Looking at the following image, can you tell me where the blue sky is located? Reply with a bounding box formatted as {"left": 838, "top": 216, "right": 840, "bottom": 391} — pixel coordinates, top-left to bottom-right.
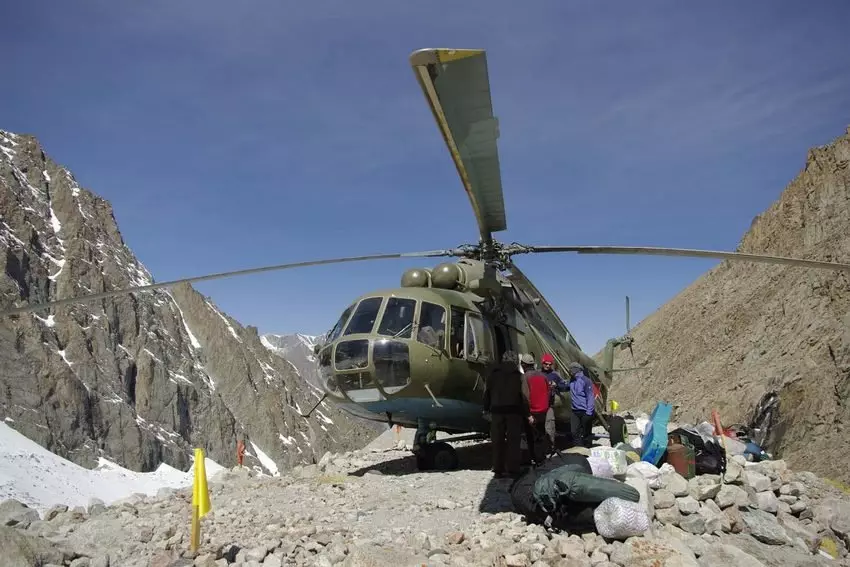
{"left": 2, "top": 1, "right": 849, "bottom": 355}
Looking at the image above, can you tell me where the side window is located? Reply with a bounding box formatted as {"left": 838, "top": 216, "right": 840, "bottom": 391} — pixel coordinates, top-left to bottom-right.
{"left": 377, "top": 297, "right": 416, "bottom": 338}
{"left": 465, "top": 313, "right": 494, "bottom": 363}
{"left": 327, "top": 304, "right": 354, "bottom": 342}
{"left": 343, "top": 297, "right": 383, "bottom": 335}
{"left": 449, "top": 307, "right": 465, "bottom": 358}
{"left": 416, "top": 301, "right": 446, "bottom": 350}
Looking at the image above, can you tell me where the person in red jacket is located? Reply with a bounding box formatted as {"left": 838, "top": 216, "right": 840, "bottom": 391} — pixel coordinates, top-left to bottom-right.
{"left": 521, "top": 354, "right": 552, "bottom": 464}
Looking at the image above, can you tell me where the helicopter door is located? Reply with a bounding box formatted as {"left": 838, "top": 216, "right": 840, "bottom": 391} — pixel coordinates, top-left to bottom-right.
{"left": 464, "top": 312, "right": 495, "bottom": 364}
{"left": 493, "top": 325, "right": 510, "bottom": 360}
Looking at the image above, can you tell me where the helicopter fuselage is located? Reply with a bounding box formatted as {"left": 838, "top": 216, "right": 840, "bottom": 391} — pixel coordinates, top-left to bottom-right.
{"left": 312, "top": 258, "right": 612, "bottom": 436}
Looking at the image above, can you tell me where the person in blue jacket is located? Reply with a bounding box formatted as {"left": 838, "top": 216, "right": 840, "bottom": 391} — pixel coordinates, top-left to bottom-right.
{"left": 540, "top": 353, "right": 569, "bottom": 454}
{"left": 567, "top": 362, "right": 595, "bottom": 448}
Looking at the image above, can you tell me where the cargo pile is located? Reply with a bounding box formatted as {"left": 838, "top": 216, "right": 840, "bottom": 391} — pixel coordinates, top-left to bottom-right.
{"left": 508, "top": 403, "right": 850, "bottom": 565}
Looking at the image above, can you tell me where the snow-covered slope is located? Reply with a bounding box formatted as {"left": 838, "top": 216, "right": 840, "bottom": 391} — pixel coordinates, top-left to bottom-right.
{"left": 0, "top": 421, "right": 224, "bottom": 515}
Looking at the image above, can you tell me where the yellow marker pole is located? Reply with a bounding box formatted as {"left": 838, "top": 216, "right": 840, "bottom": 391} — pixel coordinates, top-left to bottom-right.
{"left": 191, "top": 448, "right": 211, "bottom": 552}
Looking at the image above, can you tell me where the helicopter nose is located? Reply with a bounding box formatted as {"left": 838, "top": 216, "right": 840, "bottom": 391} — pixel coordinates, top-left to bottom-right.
{"left": 317, "top": 337, "right": 412, "bottom": 403}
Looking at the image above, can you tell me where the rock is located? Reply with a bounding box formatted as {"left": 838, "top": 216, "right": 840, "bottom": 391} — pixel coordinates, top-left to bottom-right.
{"left": 739, "top": 510, "right": 790, "bottom": 545}
{"left": 776, "top": 513, "right": 819, "bottom": 553}
{"left": 662, "top": 472, "right": 690, "bottom": 497}
{"left": 608, "top": 536, "right": 699, "bottom": 566}
{"left": 0, "top": 500, "right": 40, "bottom": 527}
{"left": 714, "top": 484, "right": 748, "bottom": 509}
{"left": 504, "top": 553, "right": 530, "bottom": 567}
{"left": 44, "top": 505, "right": 68, "bottom": 521}
{"left": 688, "top": 476, "right": 721, "bottom": 501}
{"left": 743, "top": 472, "right": 772, "bottom": 493}
{"left": 653, "top": 489, "right": 676, "bottom": 510}
{"left": 701, "top": 500, "right": 729, "bottom": 531}
{"left": 723, "top": 461, "right": 743, "bottom": 484}
{"left": 723, "top": 506, "right": 744, "bottom": 534}
{"left": 813, "top": 500, "right": 850, "bottom": 540}
{"left": 755, "top": 491, "right": 779, "bottom": 514}
{"left": 697, "top": 544, "right": 766, "bottom": 566}
{"left": 680, "top": 514, "right": 707, "bottom": 535}
{"left": 677, "top": 496, "right": 700, "bottom": 515}
{"left": 656, "top": 506, "right": 683, "bottom": 526}
{"left": 0, "top": 526, "right": 74, "bottom": 566}
{"left": 790, "top": 500, "right": 808, "bottom": 515}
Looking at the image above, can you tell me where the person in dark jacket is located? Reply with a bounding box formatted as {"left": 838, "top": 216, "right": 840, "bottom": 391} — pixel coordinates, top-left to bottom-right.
{"left": 483, "top": 351, "right": 533, "bottom": 478}
{"left": 568, "top": 362, "right": 595, "bottom": 448}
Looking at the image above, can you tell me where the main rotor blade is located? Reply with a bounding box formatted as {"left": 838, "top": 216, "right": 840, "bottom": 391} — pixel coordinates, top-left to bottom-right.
{"left": 525, "top": 245, "right": 850, "bottom": 272}
{"left": 409, "top": 48, "right": 507, "bottom": 241}
{"left": 0, "top": 249, "right": 459, "bottom": 317}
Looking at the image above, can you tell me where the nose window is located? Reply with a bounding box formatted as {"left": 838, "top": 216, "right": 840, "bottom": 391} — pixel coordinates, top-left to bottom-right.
{"left": 373, "top": 339, "right": 411, "bottom": 390}
{"left": 334, "top": 339, "right": 369, "bottom": 370}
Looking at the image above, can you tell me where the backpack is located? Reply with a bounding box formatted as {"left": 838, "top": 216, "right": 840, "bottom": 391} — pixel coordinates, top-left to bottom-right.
{"left": 668, "top": 427, "right": 726, "bottom": 476}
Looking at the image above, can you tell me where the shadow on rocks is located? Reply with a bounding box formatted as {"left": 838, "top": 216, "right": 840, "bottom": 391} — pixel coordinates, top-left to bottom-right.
{"left": 478, "top": 475, "right": 518, "bottom": 514}
{"left": 347, "top": 443, "right": 495, "bottom": 477}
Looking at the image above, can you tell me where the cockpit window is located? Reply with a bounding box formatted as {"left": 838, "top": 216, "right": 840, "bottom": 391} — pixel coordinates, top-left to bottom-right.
{"left": 417, "top": 301, "right": 446, "bottom": 349}
{"left": 377, "top": 297, "right": 416, "bottom": 339}
{"left": 327, "top": 303, "right": 354, "bottom": 342}
{"left": 343, "top": 297, "right": 383, "bottom": 335}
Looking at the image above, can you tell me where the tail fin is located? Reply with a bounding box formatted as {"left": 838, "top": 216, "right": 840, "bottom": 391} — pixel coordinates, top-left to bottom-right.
{"left": 600, "top": 296, "right": 639, "bottom": 374}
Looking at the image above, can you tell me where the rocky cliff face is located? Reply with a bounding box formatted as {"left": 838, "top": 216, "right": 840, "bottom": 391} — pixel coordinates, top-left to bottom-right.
{"left": 0, "top": 129, "right": 378, "bottom": 475}
{"left": 602, "top": 126, "right": 850, "bottom": 483}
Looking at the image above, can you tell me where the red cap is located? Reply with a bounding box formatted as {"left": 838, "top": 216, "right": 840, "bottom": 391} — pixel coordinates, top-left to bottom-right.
{"left": 541, "top": 353, "right": 554, "bottom": 364}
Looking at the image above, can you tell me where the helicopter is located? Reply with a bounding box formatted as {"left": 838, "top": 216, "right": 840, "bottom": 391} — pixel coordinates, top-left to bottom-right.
{"left": 4, "top": 47, "right": 850, "bottom": 472}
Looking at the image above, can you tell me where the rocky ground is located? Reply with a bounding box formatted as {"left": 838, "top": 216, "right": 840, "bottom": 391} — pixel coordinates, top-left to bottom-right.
{"left": 2, "top": 415, "right": 850, "bottom": 567}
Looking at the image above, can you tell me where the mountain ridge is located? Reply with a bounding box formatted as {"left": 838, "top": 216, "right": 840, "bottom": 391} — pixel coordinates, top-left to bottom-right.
{"left": 599, "top": 125, "right": 850, "bottom": 483}
{"left": 0, "top": 128, "right": 379, "bottom": 476}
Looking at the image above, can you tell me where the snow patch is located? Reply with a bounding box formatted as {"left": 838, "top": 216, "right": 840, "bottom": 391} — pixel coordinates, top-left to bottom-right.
{"left": 259, "top": 335, "right": 277, "bottom": 351}
{"left": 42, "top": 170, "right": 51, "bottom": 182}
{"left": 142, "top": 348, "right": 163, "bottom": 364}
{"left": 315, "top": 410, "right": 334, "bottom": 426}
{"left": 49, "top": 207, "right": 62, "bottom": 235}
{"left": 0, "top": 421, "right": 224, "bottom": 515}
{"left": 1, "top": 223, "right": 26, "bottom": 248}
{"left": 279, "top": 434, "right": 296, "bottom": 446}
{"left": 168, "top": 371, "right": 192, "bottom": 386}
{"left": 248, "top": 441, "right": 279, "bottom": 477}
{"left": 258, "top": 361, "right": 277, "bottom": 385}
{"left": 167, "top": 293, "right": 202, "bottom": 350}
{"left": 57, "top": 350, "right": 72, "bottom": 367}
{"left": 34, "top": 314, "right": 55, "bottom": 327}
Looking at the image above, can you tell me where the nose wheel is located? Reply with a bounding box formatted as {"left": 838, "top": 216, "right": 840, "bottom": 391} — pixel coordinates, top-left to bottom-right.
{"left": 412, "top": 418, "right": 460, "bottom": 471}
{"left": 415, "top": 441, "right": 459, "bottom": 471}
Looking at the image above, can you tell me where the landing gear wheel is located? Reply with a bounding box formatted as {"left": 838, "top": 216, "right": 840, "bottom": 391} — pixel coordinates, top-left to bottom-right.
{"left": 415, "top": 442, "right": 459, "bottom": 471}
{"left": 607, "top": 415, "right": 628, "bottom": 447}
